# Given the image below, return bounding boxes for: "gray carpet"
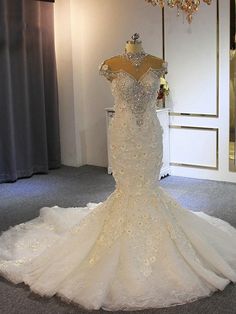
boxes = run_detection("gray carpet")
[0,165,236,314]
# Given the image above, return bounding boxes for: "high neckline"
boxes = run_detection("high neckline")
[122,50,148,68]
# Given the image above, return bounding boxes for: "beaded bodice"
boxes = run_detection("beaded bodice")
[99,59,168,194]
[99,61,167,126]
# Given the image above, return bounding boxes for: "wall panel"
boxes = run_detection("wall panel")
[170,126,218,168]
[165,1,218,116]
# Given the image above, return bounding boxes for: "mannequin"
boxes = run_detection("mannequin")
[101,33,167,82]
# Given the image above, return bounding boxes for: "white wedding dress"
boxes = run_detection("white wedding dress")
[0,56,236,311]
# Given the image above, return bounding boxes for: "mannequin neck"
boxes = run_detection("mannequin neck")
[125,42,144,54]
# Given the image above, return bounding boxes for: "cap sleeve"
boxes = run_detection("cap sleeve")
[151,61,168,78]
[99,61,117,81]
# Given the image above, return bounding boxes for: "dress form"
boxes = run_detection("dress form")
[101,34,166,82]
[125,39,143,54]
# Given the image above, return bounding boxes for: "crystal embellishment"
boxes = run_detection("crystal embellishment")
[123,50,148,68]
[99,58,167,126]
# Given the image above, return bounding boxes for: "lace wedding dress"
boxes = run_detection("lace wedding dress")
[0,54,236,311]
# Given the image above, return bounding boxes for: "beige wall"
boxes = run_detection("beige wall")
[167,1,236,182]
[54,0,81,166]
[55,0,163,167]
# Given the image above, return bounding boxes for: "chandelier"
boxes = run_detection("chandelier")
[145,0,212,23]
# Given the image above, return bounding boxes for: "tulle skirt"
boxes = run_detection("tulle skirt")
[0,185,236,311]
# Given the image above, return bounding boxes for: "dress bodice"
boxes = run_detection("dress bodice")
[99,59,167,192]
[99,60,167,126]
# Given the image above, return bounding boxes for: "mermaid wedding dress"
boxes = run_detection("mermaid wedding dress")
[0,55,236,311]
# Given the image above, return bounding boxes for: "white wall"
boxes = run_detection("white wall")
[55,0,236,182]
[165,2,217,115]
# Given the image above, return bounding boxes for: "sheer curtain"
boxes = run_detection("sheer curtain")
[0,0,60,183]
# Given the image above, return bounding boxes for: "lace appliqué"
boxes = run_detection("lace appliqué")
[153,61,168,77]
[99,62,117,81]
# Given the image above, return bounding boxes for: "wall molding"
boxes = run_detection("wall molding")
[169,125,219,169]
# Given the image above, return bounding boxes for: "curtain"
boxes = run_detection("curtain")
[0,0,61,183]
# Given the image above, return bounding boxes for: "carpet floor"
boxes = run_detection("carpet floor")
[0,165,236,314]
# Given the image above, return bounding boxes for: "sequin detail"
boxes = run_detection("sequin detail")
[100,63,166,126]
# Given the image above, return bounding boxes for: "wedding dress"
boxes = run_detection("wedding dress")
[0,54,236,311]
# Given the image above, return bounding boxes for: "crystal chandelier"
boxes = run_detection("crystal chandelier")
[145,0,212,23]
